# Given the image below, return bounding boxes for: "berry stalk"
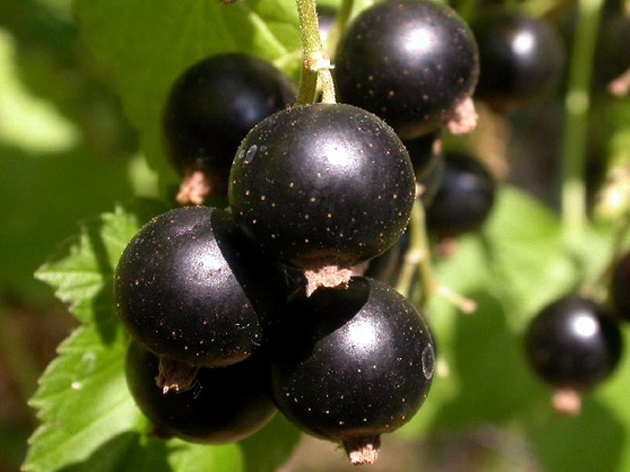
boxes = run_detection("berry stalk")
[396,194,435,301]
[559,0,604,233]
[396,193,476,314]
[295,0,336,104]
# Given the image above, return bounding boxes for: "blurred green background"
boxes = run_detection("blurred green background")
[0,1,149,469]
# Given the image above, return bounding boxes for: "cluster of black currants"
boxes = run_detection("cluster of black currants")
[523,250,630,414]
[112,0,481,464]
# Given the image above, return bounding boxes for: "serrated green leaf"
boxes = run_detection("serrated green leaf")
[35,200,166,327]
[24,325,140,472]
[25,200,166,471]
[73,0,301,188]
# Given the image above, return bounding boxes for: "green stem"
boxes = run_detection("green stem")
[295,0,336,104]
[396,193,476,313]
[396,196,433,299]
[559,0,604,234]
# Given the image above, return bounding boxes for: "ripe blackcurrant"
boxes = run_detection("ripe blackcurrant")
[472,11,566,112]
[270,277,435,464]
[334,0,479,139]
[425,152,496,238]
[114,206,287,391]
[163,53,295,204]
[524,294,623,413]
[228,102,416,294]
[125,341,276,444]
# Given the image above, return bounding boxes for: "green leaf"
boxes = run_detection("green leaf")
[24,200,164,471]
[24,325,140,472]
[35,200,166,327]
[73,0,301,188]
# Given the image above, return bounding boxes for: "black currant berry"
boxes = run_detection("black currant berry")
[472,11,566,112]
[270,277,435,464]
[228,103,416,295]
[163,53,295,204]
[524,294,623,413]
[114,206,287,391]
[334,0,479,139]
[125,341,276,444]
[610,251,630,322]
[425,152,496,238]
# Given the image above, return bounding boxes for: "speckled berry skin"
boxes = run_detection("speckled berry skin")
[125,341,277,444]
[524,295,623,392]
[334,0,479,139]
[114,206,287,368]
[270,277,435,448]
[228,103,416,271]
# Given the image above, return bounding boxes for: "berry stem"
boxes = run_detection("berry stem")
[396,195,435,302]
[396,192,476,313]
[559,0,604,234]
[295,0,336,104]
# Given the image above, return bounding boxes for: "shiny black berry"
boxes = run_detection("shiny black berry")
[125,341,276,444]
[270,277,435,464]
[163,53,295,204]
[114,206,287,390]
[472,11,566,112]
[524,294,623,413]
[425,152,496,237]
[334,0,479,139]
[228,103,416,294]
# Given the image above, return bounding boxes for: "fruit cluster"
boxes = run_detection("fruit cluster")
[117,93,435,461]
[113,0,587,464]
